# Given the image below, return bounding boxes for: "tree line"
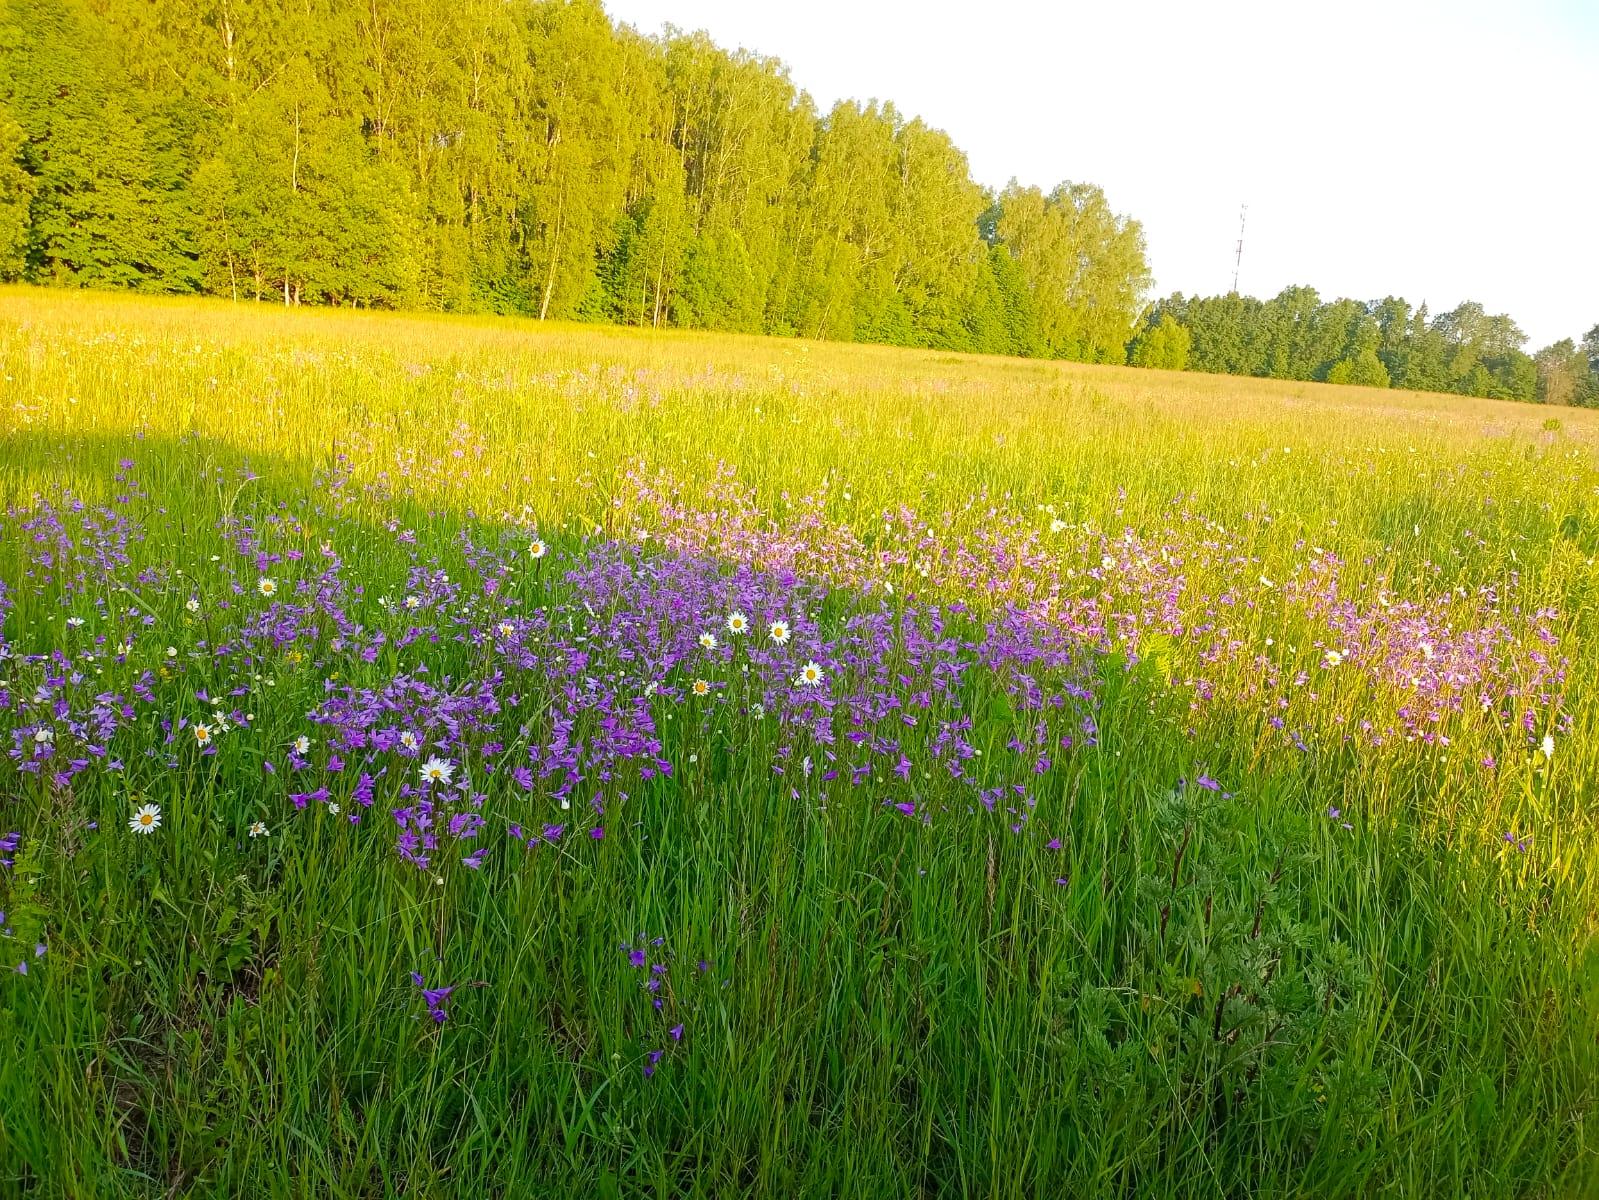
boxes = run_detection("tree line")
[0,0,1589,403]
[1130,290,1599,405]
[0,0,1147,362]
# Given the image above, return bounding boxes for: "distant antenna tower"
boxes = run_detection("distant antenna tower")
[1231,204,1248,293]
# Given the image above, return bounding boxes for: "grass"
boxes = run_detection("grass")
[0,285,1595,1197]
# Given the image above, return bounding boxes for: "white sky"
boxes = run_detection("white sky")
[605,0,1598,348]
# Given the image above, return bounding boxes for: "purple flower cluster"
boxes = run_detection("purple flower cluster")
[0,452,1567,996]
[410,971,456,1024]
[620,464,1568,751]
[623,934,694,1077]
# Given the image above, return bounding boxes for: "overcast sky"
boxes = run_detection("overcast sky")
[604,0,1598,348]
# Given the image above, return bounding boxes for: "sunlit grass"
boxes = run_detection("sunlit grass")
[0,286,1595,1197]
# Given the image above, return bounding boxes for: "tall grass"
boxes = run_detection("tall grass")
[0,286,1595,1198]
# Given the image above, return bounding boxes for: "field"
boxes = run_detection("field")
[0,287,1596,1197]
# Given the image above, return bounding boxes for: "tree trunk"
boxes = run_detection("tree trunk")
[538,189,565,321]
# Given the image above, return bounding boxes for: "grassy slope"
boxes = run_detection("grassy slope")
[0,287,1595,1197]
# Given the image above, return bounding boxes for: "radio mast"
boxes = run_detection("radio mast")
[1231,204,1247,294]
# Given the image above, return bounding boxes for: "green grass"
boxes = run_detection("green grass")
[0,287,1595,1197]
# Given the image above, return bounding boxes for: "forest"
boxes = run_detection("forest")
[0,0,1592,402]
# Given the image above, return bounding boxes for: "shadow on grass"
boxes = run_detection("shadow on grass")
[0,427,1595,1198]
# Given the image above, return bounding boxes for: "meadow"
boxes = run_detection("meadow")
[0,286,1595,1197]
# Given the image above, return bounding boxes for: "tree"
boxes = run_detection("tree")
[0,103,33,277]
[1534,340,1586,406]
[1326,350,1390,388]
[1128,312,1190,370]
[2,0,196,290]
[992,180,1150,363]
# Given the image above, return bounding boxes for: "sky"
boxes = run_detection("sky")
[604,0,1598,348]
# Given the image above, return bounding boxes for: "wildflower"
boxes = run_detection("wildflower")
[193,722,213,746]
[529,539,548,559]
[420,757,455,786]
[1100,555,1115,570]
[497,621,515,638]
[66,615,85,628]
[1419,641,1434,661]
[248,821,269,838]
[750,703,765,719]
[129,803,162,834]
[166,646,178,658]
[699,631,718,651]
[410,972,455,1024]
[691,679,710,697]
[1049,518,1066,533]
[726,611,748,635]
[33,728,52,745]
[399,730,419,752]
[1323,650,1343,668]
[796,661,824,686]
[257,578,277,597]
[293,735,311,755]
[404,595,420,610]
[1540,734,1554,762]
[185,597,200,613]
[327,803,341,817]
[768,619,791,645]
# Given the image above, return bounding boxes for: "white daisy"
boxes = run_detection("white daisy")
[327,803,341,817]
[726,611,748,635]
[129,803,161,834]
[1541,734,1555,762]
[699,632,717,651]
[257,578,277,598]
[185,597,200,613]
[529,539,548,559]
[193,722,214,746]
[248,821,269,838]
[293,735,311,755]
[692,679,710,697]
[796,661,824,686]
[1323,650,1343,668]
[768,620,791,645]
[420,757,455,786]
[399,730,419,752]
